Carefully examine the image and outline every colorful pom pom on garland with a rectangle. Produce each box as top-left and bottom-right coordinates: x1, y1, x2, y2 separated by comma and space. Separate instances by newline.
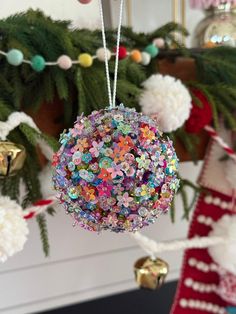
6, 49, 24, 66
79, 53, 93, 67
153, 38, 165, 48
53, 104, 179, 233
141, 52, 151, 65
57, 55, 73, 70
115, 46, 127, 60
130, 50, 142, 63
96, 47, 111, 62
144, 44, 159, 58
31, 55, 46, 72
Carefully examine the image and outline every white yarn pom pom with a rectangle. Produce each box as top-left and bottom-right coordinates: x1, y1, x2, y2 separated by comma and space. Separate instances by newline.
224, 159, 236, 189
96, 47, 111, 62
139, 74, 192, 132
141, 52, 151, 65
209, 215, 236, 275
0, 196, 29, 262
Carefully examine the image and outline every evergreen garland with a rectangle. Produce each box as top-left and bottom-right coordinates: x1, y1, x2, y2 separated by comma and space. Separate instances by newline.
0, 10, 188, 125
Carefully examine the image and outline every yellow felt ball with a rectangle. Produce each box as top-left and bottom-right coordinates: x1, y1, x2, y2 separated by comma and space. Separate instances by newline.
79, 53, 93, 67
130, 50, 142, 63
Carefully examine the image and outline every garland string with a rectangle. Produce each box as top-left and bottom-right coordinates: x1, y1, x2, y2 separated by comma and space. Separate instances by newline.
98, 0, 124, 108
131, 231, 225, 259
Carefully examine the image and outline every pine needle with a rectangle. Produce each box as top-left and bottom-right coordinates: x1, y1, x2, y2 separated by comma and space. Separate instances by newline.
36, 214, 50, 256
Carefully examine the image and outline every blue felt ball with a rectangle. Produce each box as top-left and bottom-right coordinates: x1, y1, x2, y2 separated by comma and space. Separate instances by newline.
144, 44, 159, 58
31, 55, 46, 72
6, 49, 24, 66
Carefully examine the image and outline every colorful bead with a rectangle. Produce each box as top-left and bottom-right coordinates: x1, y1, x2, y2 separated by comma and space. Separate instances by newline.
96, 47, 111, 62
144, 44, 159, 58
53, 105, 179, 233
99, 157, 113, 169
130, 49, 142, 63
57, 55, 72, 70
79, 53, 93, 67
31, 55, 46, 72
6, 49, 23, 66
68, 187, 79, 199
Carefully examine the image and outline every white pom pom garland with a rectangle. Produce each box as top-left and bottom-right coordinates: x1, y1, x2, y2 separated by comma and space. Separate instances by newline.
139, 74, 192, 133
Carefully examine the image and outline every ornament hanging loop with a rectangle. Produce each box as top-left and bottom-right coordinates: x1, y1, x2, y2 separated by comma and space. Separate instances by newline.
98, 0, 124, 109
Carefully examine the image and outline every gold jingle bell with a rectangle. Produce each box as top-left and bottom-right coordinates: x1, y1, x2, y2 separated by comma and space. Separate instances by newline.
0, 141, 26, 177
134, 256, 169, 290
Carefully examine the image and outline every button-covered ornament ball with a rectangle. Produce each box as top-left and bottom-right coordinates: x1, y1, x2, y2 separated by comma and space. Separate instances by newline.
52, 105, 179, 233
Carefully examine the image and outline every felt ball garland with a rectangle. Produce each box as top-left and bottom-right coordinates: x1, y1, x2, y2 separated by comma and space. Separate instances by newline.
0, 37, 165, 71
52, 105, 179, 233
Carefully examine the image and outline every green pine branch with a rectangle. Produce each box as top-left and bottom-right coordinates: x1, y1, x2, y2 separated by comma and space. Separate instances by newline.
36, 214, 50, 256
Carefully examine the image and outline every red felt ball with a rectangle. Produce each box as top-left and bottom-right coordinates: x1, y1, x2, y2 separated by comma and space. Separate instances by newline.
185, 89, 213, 133
114, 45, 127, 60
